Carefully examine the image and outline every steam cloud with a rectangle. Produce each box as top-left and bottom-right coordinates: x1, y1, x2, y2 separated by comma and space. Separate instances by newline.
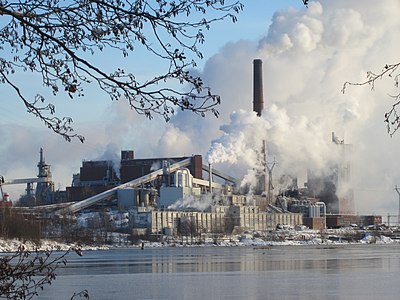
1, 1, 400, 216
202, 0, 400, 215
168, 194, 213, 211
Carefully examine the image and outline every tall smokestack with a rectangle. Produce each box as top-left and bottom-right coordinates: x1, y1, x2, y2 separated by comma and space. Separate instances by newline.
253, 59, 267, 195
253, 59, 264, 117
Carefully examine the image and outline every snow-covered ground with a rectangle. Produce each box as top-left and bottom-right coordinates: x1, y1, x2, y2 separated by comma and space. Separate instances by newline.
0, 228, 398, 252
0, 239, 110, 252
136, 227, 400, 248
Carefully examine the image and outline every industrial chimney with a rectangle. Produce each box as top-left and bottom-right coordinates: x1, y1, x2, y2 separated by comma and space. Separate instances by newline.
253, 59, 264, 117
208, 163, 213, 194
253, 59, 267, 195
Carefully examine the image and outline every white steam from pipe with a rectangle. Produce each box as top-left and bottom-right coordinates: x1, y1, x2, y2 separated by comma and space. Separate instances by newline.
167, 194, 214, 211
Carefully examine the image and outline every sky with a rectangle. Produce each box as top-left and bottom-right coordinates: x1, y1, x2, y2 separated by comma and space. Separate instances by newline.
1, 0, 400, 216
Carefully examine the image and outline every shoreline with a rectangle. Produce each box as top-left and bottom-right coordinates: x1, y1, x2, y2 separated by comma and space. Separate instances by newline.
1, 228, 399, 253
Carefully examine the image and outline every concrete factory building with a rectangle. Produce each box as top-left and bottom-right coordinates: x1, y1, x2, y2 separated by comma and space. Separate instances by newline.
151, 206, 303, 235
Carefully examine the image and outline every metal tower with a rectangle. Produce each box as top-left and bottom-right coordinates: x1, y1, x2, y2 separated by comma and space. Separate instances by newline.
35, 148, 53, 203
395, 186, 400, 225
266, 159, 277, 204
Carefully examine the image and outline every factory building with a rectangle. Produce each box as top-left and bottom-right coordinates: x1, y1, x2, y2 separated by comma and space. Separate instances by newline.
56, 146, 304, 235
66, 153, 203, 202
1, 59, 382, 236
120, 151, 203, 183
325, 214, 382, 228
66, 160, 119, 202
151, 206, 303, 235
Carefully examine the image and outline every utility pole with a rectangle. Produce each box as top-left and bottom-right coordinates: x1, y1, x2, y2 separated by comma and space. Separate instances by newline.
395, 186, 400, 225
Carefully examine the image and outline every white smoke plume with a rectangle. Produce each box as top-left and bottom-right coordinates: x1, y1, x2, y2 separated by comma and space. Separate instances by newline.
2, 0, 400, 217
150, 161, 162, 172
207, 110, 266, 166
94, 143, 121, 178
167, 194, 213, 211
202, 0, 400, 215
206, 105, 339, 193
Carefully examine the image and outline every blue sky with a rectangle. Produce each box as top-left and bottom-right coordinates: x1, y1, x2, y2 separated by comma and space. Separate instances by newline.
0, 1, 304, 131
0, 0, 304, 187
2, 0, 400, 216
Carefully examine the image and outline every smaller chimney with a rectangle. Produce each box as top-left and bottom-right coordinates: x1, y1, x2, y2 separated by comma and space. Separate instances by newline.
208, 163, 213, 193
253, 59, 264, 117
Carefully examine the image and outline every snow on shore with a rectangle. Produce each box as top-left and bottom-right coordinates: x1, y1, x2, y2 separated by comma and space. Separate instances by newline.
0, 228, 398, 252
0, 239, 109, 253
139, 228, 400, 248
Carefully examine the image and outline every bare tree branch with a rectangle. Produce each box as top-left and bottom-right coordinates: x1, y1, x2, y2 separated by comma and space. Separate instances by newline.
0, 245, 85, 299
0, 0, 243, 141
342, 62, 400, 137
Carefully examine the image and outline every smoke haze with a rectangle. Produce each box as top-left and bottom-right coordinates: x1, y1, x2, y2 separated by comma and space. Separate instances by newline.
1, 1, 400, 216
168, 0, 400, 215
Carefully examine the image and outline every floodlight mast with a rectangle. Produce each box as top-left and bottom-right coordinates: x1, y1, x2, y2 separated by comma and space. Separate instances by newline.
395, 186, 400, 225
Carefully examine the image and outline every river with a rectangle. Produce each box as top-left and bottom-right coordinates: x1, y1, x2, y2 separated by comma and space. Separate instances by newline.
36, 244, 400, 300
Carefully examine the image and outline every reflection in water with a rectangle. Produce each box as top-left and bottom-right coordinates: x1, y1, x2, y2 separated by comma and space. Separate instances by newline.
148, 246, 396, 274
60, 244, 400, 274
38, 244, 400, 300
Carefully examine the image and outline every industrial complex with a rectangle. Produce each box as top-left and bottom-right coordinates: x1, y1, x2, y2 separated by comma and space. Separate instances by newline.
0, 59, 382, 239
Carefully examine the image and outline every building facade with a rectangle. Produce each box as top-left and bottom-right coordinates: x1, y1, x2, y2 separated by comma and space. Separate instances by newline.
150, 206, 303, 235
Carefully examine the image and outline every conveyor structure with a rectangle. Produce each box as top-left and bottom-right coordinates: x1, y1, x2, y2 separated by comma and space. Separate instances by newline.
0, 177, 51, 185
57, 158, 192, 214
201, 164, 237, 184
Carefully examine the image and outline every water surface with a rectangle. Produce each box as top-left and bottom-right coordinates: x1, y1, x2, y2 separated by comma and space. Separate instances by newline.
37, 244, 400, 299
